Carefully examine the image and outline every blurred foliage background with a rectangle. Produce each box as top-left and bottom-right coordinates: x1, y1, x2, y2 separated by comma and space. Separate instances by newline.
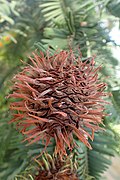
0, 0, 120, 179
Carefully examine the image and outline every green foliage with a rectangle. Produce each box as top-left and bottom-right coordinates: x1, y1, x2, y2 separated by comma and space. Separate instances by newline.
75, 129, 116, 180
0, 0, 120, 179
0, 114, 55, 180
12, 130, 117, 180
0, 0, 19, 25
107, 0, 120, 18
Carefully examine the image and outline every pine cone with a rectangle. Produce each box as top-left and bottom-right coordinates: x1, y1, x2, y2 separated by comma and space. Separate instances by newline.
9, 49, 108, 158
34, 154, 79, 180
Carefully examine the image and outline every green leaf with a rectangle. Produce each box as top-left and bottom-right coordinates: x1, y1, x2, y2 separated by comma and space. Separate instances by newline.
107, 0, 120, 18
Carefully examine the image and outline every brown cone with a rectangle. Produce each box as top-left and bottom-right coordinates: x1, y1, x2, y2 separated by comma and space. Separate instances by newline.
9, 49, 108, 158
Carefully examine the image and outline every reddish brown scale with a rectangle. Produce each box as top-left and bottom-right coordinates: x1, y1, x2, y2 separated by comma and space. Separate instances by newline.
9, 50, 109, 158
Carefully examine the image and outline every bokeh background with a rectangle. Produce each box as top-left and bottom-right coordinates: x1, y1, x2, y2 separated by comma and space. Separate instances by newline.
0, 0, 120, 179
